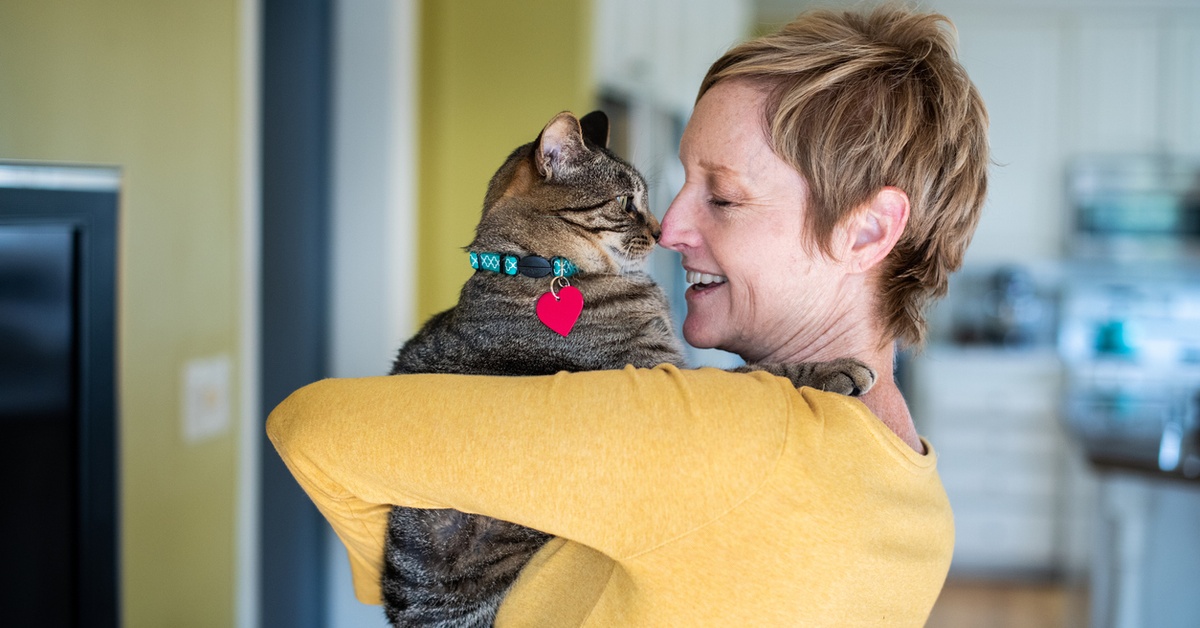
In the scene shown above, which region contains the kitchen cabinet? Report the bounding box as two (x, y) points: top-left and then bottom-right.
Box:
(1067, 14), (1162, 155)
(1090, 471), (1200, 628)
(935, 6), (1200, 267)
(909, 348), (1072, 576)
(1163, 16), (1200, 155)
(953, 13), (1068, 264)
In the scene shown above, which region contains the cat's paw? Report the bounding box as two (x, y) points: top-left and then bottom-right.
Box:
(806, 358), (876, 397)
(737, 358), (877, 397)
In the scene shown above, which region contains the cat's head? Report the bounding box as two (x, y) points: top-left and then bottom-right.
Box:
(471, 111), (659, 276)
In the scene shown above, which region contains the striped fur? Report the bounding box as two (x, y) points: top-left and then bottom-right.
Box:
(380, 111), (875, 627)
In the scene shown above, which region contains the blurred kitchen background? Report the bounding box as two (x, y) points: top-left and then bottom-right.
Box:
(1, 0), (1198, 626)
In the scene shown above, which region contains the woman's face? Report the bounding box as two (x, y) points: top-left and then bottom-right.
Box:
(659, 80), (850, 363)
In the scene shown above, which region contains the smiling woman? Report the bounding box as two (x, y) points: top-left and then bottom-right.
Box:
(268, 5), (989, 626)
(661, 80), (836, 365)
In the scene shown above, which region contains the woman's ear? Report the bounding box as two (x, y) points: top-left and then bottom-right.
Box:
(843, 186), (910, 274)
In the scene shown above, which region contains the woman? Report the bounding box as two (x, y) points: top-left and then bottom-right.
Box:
(268, 5), (988, 626)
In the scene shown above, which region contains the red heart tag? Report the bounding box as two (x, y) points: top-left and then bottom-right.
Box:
(536, 285), (584, 337)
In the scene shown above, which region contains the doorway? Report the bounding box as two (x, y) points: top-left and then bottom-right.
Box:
(259, 0), (331, 626)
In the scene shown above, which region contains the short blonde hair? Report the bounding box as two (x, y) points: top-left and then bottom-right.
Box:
(699, 4), (989, 348)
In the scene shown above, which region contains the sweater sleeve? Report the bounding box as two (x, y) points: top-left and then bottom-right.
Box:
(266, 364), (797, 604)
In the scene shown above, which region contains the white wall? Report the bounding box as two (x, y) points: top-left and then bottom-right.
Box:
(327, 0), (419, 625)
(237, 1), (262, 625)
(330, 0), (419, 380)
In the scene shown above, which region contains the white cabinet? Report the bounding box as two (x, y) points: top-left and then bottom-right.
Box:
(1063, 11), (1200, 157)
(909, 349), (1070, 576)
(1163, 16), (1200, 155)
(1067, 14), (1163, 155)
(925, 6), (1200, 268)
(1090, 472), (1200, 628)
(953, 14), (1069, 265)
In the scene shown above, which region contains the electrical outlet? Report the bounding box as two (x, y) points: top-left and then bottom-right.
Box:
(182, 354), (231, 443)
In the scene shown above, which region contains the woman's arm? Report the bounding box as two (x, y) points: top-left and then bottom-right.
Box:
(266, 364), (797, 602)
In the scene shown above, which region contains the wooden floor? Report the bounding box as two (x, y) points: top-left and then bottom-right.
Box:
(925, 580), (1089, 628)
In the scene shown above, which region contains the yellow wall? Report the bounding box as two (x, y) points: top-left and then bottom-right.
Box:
(0, 1), (243, 626)
(417, 0), (595, 320)
(0, 0), (595, 623)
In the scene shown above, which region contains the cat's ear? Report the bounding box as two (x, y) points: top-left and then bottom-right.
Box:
(536, 112), (589, 181)
(579, 111), (610, 149)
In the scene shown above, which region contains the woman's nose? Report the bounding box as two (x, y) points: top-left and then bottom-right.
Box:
(657, 193), (696, 253)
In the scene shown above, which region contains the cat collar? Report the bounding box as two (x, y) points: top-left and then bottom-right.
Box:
(469, 251), (578, 278)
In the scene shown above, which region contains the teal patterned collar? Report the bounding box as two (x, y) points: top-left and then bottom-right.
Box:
(469, 251), (578, 278)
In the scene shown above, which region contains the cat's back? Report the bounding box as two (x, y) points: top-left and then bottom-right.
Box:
(391, 271), (683, 377)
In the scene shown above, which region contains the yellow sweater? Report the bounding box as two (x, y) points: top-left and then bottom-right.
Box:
(267, 364), (953, 626)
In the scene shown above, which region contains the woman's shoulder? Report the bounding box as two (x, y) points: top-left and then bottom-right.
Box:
(788, 385), (938, 471)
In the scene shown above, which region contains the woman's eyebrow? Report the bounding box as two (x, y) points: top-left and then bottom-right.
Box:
(699, 161), (754, 190)
(697, 160), (735, 175)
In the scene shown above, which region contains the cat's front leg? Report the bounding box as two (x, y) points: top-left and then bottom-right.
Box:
(735, 358), (876, 397)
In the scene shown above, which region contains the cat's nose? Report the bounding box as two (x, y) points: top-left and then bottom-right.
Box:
(645, 213), (663, 242)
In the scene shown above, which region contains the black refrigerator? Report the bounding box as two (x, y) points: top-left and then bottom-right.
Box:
(0, 162), (119, 627)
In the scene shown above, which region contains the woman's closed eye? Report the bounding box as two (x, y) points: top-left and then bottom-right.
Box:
(705, 178), (745, 210)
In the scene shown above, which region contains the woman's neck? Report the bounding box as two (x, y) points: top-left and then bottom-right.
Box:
(761, 331), (923, 454)
(732, 286), (924, 451)
(855, 353), (923, 454)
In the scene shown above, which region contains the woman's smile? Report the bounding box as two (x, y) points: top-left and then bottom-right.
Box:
(684, 269), (728, 294)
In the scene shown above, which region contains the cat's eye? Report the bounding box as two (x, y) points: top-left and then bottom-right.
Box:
(616, 195), (635, 213)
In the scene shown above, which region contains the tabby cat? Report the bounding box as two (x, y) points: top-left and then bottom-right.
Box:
(381, 110), (875, 627)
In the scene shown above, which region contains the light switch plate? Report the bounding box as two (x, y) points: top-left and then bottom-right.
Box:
(182, 354), (232, 443)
